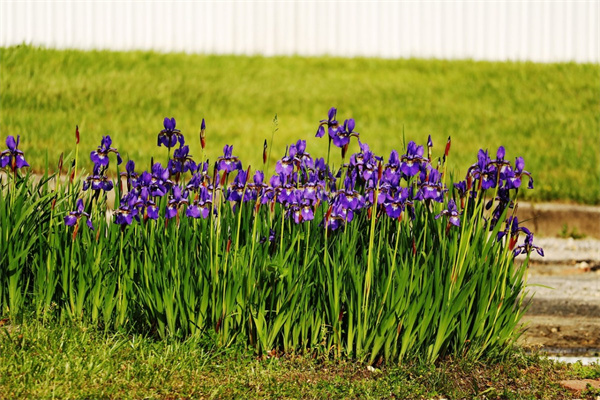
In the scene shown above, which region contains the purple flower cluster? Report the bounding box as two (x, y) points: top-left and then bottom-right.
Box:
(112, 117), (217, 225)
(84, 136), (122, 192)
(453, 145), (536, 225)
(115, 160), (174, 224)
(458, 146), (533, 195)
(449, 144), (541, 255)
(58, 109), (544, 258)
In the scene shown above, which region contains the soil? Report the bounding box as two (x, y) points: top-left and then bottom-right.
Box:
(516, 202), (600, 239)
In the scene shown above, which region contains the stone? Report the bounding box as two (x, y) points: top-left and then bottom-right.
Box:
(559, 379), (600, 392)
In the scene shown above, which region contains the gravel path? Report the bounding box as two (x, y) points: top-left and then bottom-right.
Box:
(528, 237), (600, 265)
(518, 236), (600, 358)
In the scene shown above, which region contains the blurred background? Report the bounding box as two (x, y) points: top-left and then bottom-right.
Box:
(2, 1), (598, 62)
(1, 0), (599, 203)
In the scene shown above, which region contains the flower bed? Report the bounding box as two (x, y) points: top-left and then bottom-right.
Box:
(0, 108), (543, 363)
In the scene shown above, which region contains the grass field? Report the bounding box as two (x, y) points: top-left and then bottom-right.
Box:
(1, 45), (599, 204)
(1, 322), (599, 399)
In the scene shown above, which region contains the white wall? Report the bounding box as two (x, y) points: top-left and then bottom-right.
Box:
(1, 1), (598, 63)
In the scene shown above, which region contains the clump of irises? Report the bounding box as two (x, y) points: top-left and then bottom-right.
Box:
(0, 109), (544, 363)
(56, 108), (542, 258)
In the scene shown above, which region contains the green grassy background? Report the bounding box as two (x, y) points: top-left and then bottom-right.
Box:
(1, 45), (598, 203)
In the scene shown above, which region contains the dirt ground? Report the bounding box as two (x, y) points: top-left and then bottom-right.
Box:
(520, 315), (600, 352)
(516, 202), (600, 239)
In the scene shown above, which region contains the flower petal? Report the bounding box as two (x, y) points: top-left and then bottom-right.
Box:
(15, 155), (29, 169)
(64, 214), (78, 226)
(6, 136), (16, 151)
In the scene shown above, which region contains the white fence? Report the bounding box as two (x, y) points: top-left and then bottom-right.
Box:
(1, 1), (598, 63)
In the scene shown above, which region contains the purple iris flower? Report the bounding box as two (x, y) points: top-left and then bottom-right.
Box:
(325, 202), (354, 231)
(349, 146), (365, 167)
(126, 160), (135, 173)
(185, 175), (204, 193)
(314, 157), (327, 172)
(90, 135), (122, 167)
(247, 170), (268, 201)
(383, 187), (410, 219)
(316, 107), (340, 138)
(454, 180), (468, 197)
(337, 176), (365, 211)
(497, 216), (531, 248)
(83, 164), (114, 192)
(299, 204), (315, 223)
(226, 170), (249, 202)
(120, 160), (139, 192)
(349, 141), (381, 183)
(289, 140), (314, 170)
(490, 146), (510, 169)
(364, 175), (381, 206)
(386, 150), (401, 173)
(314, 157), (336, 183)
(151, 162), (170, 181)
(502, 166), (520, 190)
(253, 170), (266, 187)
(275, 153), (294, 176)
(514, 156), (534, 189)
(324, 180), (366, 229)
(217, 145), (242, 173)
(187, 186), (213, 219)
(468, 149), (497, 190)
(1, 135), (29, 170)
(166, 185), (189, 219)
(379, 152), (402, 198)
(158, 117), (184, 148)
(260, 185), (277, 205)
(489, 146), (515, 184)
(169, 145), (196, 174)
(435, 199), (461, 227)
(126, 159), (137, 179)
(268, 173), (283, 188)
(299, 172), (324, 203)
(332, 119), (359, 148)
(64, 198), (94, 230)
(384, 198), (404, 219)
(136, 187), (159, 220)
(115, 192), (140, 225)
(400, 141), (426, 177)
(137, 172), (154, 195)
(197, 161), (210, 175)
(277, 183), (296, 205)
(186, 163), (210, 191)
(287, 191), (315, 224)
(417, 169), (445, 202)
(145, 162), (172, 197)
(513, 232), (544, 257)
